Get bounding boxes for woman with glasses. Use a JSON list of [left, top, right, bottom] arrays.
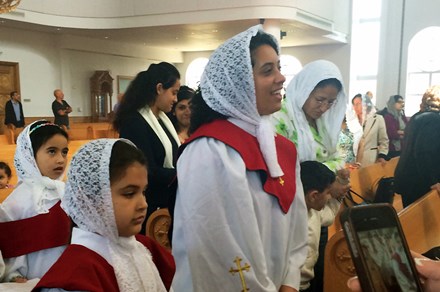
[[378, 95, 408, 159], [272, 60, 348, 292]]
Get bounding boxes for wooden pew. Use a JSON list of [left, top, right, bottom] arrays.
[[328, 157, 401, 238], [0, 188, 13, 203], [67, 122, 117, 140], [324, 189, 440, 292]]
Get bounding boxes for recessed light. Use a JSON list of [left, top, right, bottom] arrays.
[[104, 36, 109, 39], [212, 29, 218, 33], [56, 28, 61, 31], [175, 37, 179, 40]]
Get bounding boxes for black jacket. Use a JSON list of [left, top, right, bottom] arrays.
[[4, 99, 25, 128]]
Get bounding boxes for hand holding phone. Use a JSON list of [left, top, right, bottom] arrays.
[[341, 204, 423, 292]]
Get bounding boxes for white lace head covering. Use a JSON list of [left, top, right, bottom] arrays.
[[284, 60, 347, 161], [200, 24, 283, 177], [13, 120, 65, 214], [62, 138, 166, 292]]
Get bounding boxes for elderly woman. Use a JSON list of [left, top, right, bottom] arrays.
[[395, 85, 440, 207], [272, 60, 348, 292]]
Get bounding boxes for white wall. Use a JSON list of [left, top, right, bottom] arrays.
[[377, 0, 440, 109], [0, 27, 162, 117]]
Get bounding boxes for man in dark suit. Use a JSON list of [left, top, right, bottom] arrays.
[[4, 91, 25, 129]]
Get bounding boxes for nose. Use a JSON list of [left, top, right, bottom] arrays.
[[277, 69, 286, 84], [138, 193, 148, 211]]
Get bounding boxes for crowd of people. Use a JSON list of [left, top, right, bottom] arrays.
[[1, 24, 439, 292]]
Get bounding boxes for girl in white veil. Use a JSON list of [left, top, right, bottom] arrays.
[[0, 120, 70, 283], [34, 139, 175, 292]]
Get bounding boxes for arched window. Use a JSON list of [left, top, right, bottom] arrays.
[[406, 26, 440, 116], [185, 57, 209, 90], [280, 54, 302, 89]]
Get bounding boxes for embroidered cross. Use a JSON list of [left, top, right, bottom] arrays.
[[279, 177, 285, 186], [229, 256, 251, 291]]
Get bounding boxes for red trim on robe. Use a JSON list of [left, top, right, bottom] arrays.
[[0, 201, 71, 258], [182, 119, 297, 213], [33, 235, 175, 292]]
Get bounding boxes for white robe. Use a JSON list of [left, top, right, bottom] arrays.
[[172, 137, 308, 291], [0, 181, 66, 282]]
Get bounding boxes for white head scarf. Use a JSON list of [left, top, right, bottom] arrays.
[[284, 60, 347, 161], [200, 24, 283, 177], [62, 139, 166, 292], [13, 120, 65, 214]]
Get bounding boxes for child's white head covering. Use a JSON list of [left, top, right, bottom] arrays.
[[200, 24, 283, 177], [13, 120, 65, 214], [284, 60, 347, 161], [62, 138, 166, 292]]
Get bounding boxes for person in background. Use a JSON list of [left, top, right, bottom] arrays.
[[395, 85, 440, 207], [355, 94, 389, 167], [52, 89, 72, 132], [0, 120, 70, 283], [33, 139, 174, 292], [299, 161, 340, 292], [113, 62, 181, 233], [167, 85, 195, 143], [4, 91, 25, 130], [0, 161, 13, 189], [379, 95, 408, 159], [113, 92, 124, 114], [172, 25, 308, 292], [337, 117, 358, 168], [272, 59, 349, 292]]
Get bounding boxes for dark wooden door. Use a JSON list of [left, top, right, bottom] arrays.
[[0, 62, 20, 134]]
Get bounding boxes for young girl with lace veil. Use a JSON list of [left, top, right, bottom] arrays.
[[0, 120, 70, 284], [33, 139, 174, 292], [171, 25, 308, 292]]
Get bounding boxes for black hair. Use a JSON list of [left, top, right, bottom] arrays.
[[392, 94, 403, 103], [249, 32, 279, 67], [352, 93, 362, 104], [168, 86, 195, 132], [113, 62, 180, 131], [0, 161, 12, 178], [190, 31, 278, 134], [109, 140, 147, 185], [10, 91, 17, 98], [300, 161, 336, 194], [29, 120, 69, 158], [315, 78, 342, 94]]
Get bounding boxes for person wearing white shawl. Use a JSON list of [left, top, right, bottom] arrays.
[[113, 62, 181, 233], [34, 139, 175, 292], [172, 25, 308, 292], [272, 60, 349, 292], [0, 120, 70, 283]]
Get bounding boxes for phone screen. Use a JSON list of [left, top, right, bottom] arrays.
[[357, 226, 419, 291]]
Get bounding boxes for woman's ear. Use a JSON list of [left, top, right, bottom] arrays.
[[156, 83, 164, 95]]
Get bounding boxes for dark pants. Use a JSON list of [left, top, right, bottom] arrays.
[[309, 226, 327, 292]]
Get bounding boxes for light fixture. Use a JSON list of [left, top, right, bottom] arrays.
[[0, 0, 21, 14]]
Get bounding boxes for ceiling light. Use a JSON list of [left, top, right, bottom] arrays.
[[0, 0, 21, 14]]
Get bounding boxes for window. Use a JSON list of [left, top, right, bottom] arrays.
[[185, 57, 209, 90], [405, 26, 440, 116], [280, 54, 302, 89]]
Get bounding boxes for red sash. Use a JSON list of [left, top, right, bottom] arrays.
[[0, 201, 71, 258], [182, 119, 297, 213], [33, 235, 175, 292]]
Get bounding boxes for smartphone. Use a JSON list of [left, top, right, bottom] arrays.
[[340, 204, 423, 292]]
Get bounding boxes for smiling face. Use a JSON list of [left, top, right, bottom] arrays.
[[252, 44, 286, 116], [35, 134, 68, 179], [153, 80, 181, 115], [174, 98, 191, 129], [111, 162, 148, 237], [302, 85, 339, 122]]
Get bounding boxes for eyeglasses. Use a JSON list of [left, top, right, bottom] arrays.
[[315, 97, 338, 108]]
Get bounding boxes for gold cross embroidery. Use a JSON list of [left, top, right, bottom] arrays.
[[279, 177, 285, 186], [229, 256, 251, 291]]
